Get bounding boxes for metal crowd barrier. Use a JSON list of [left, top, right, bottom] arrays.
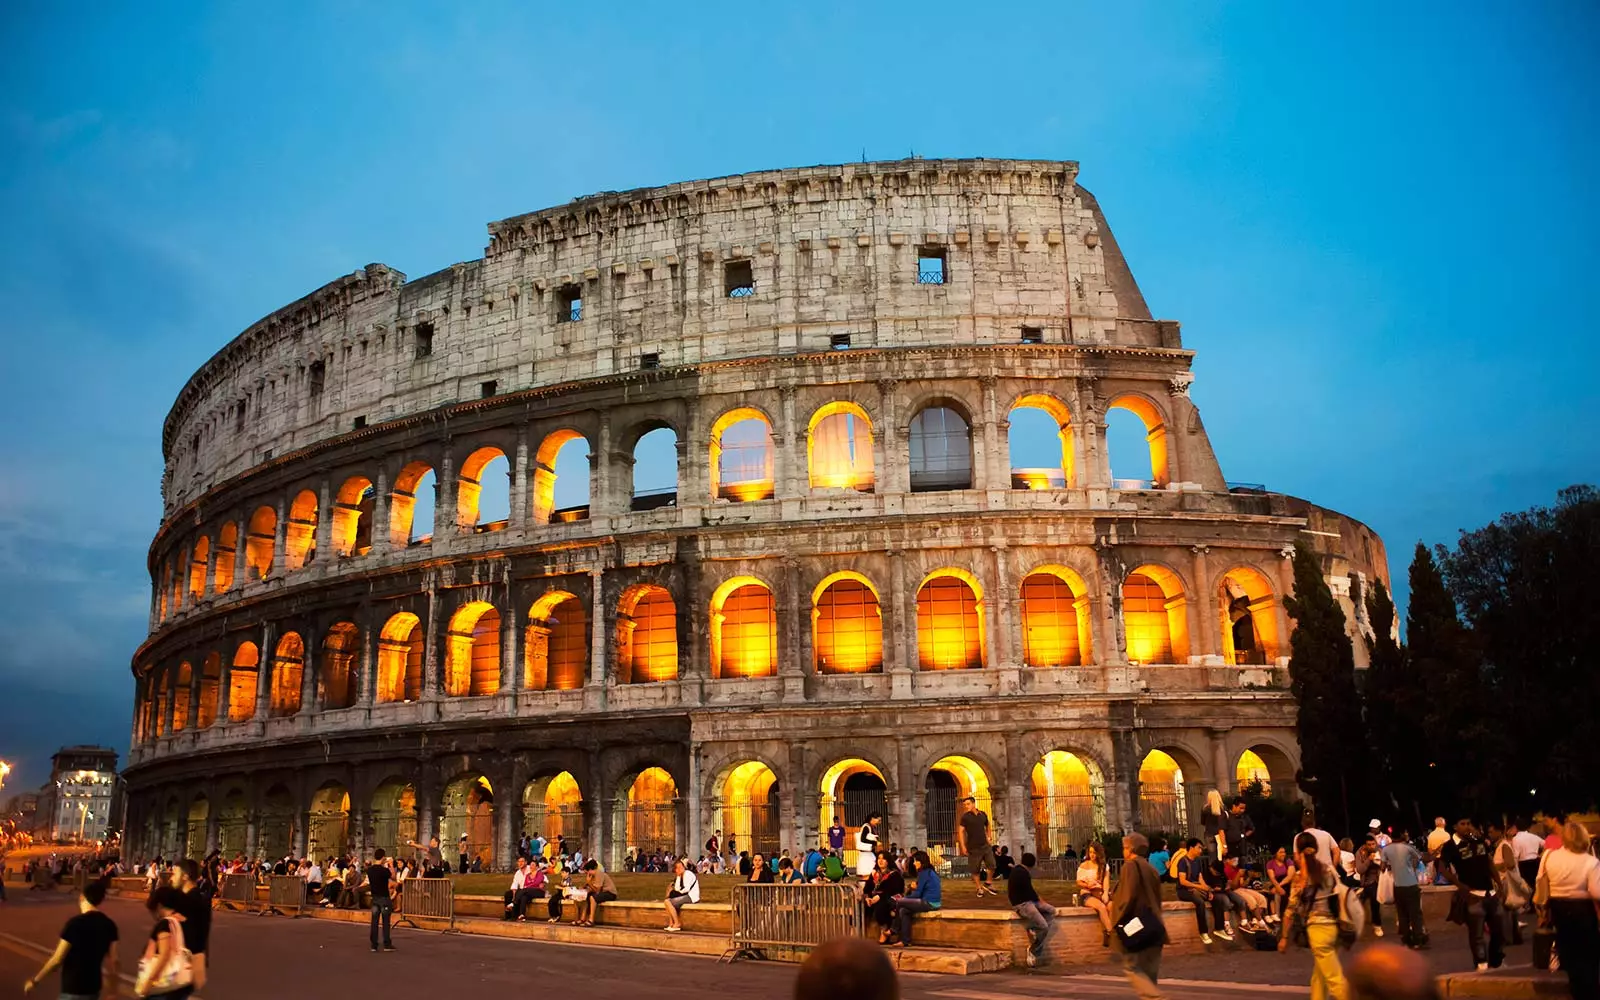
[[722, 882, 865, 963], [219, 873, 255, 911], [263, 875, 306, 917], [396, 877, 456, 932]]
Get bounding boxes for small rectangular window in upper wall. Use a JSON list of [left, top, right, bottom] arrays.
[[1020, 326, 1043, 344], [557, 285, 583, 322], [640, 352, 660, 370], [480, 380, 497, 398], [725, 259, 754, 297], [414, 322, 434, 358], [830, 333, 851, 351], [916, 247, 947, 285], [353, 415, 367, 430], [308, 360, 326, 396]]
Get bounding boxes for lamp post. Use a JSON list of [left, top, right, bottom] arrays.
[[0, 760, 11, 794], [78, 803, 92, 842]]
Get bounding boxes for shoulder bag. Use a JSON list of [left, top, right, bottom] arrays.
[[135, 916, 193, 997], [1113, 863, 1167, 953]]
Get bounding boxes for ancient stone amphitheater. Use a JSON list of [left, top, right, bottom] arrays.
[[123, 159, 1388, 871]]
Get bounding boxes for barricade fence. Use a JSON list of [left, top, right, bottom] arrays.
[[264, 875, 306, 917], [396, 877, 456, 932], [219, 873, 255, 910], [723, 882, 864, 963]]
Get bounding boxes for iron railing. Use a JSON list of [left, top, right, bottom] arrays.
[[219, 873, 255, 910], [722, 882, 866, 963], [264, 875, 305, 917], [916, 268, 946, 285], [727, 284, 755, 298], [396, 876, 456, 931]]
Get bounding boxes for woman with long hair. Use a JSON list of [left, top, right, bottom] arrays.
[[1076, 841, 1115, 946], [1203, 790, 1227, 858], [1536, 821, 1599, 1000], [1279, 832, 1348, 1000], [865, 851, 906, 943]]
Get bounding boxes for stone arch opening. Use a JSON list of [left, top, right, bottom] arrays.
[[197, 652, 221, 729], [630, 425, 679, 512], [533, 430, 592, 524], [710, 407, 775, 502], [376, 612, 423, 703], [1138, 748, 1196, 835], [1236, 744, 1295, 794], [369, 779, 417, 860], [808, 401, 875, 492], [622, 766, 679, 856], [522, 771, 584, 847], [188, 536, 210, 598], [1122, 564, 1190, 665], [269, 632, 305, 716], [185, 795, 208, 857], [246, 506, 276, 581], [159, 795, 180, 856], [710, 576, 776, 679], [812, 571, 883, 674], [1008, 393, 1075, 490], [924, 755, 993, 850], [285, 489, 319, 570], [908, 403, 973, 492], [525, 590, 587, 690], [1219, 567, 1282, 665], [259, 785, 296, 861], [617, 584, 678, 683], [228, 641, 259, 722], [916, 569, 985, 670], [1030, 750, 1105, 857], [170, 661, 192, 732], [390, 462, 436, 547], [818, 758, 888, 857], [332, 476, 375, 557], [446, 601, 500, 697], [458, 447, 510, 532], [1020, 566, 1093, 667], [218, 789, 248, 857], [1106, 394, 1170, 489], [441, 773, 496, 871], [718, 761, 781, 858], [308, 781, 351, 861], [214, 522, 237, 592], [170, 548, 186, 612], [319, 621, 360, 709]]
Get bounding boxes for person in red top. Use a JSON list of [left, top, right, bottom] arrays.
[[1543, 814, 1566, 853]]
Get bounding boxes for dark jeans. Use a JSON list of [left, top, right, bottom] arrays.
[[1180, 890, 1228, 934], [503, 887, 543, 919], [548, 893, 564, 920], [1393, 884, 1424, 944], [370, 894, 393, 947], [894, 898, 936, 945], [1462, 893, 1506, 967], [1361, 884, 1382, 928], [1550, 899, 1599, 1000]]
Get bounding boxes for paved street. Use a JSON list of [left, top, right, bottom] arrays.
[[0, 889, 1544, 999]]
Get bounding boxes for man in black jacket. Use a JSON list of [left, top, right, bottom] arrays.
[[1113, 833, 1167, 999]]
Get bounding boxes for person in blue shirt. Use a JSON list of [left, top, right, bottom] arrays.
[[803, 848, 824, 881], [890, 851, 942, 946], [1148, 838, 1172, 883]]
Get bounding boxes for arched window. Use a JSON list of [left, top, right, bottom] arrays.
[[1219, 567, 1281, 665], [285, 490, 319, 570], [630, 426, 679, 511], [1122, 566, 1190, 664], [188, 537, 210, 598], [916, 572, 984, 670], [320, 621, 359, 709], [720, 761, 781, 858], [1106, 395, 1170, 490], [376, 612, 424, 703], [245, 507, 277, 581], [441, 774, 496, 869], [197, 652, 221, 729], [1030, 750, 1105, 855], [214, 523, 238, 592], [457, 447, 510, 532], [711, 578, 777, 678], [813, 574, 883, 674], [525, 593, 587, 690], [170, 550, 186, 612], [710, 409, 774, 502], [1138, 749, 1190, 832], [908, 406, 972, 491], [1007, 395, 1075, 490], [389, 462, 436, 547], [1020, 568, 1092, 667], [625, 767, 678, 853], [523, 772, 584, 845], [170, 662, 192, 732], [332, 476, 375, 557], [446, 602, 500, 696], [270, 632, 305, 716], [533, 431, 591, 523], [618, 585, 678, 683], [228, 642, 259, 722], [808, 403, 875, 492]]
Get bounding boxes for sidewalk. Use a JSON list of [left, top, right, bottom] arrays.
[[1437, 966, 1570, 998]]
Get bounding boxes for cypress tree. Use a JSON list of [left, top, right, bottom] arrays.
[[1410, 544, 1496, 817], [1362, 579, 1428, 830]]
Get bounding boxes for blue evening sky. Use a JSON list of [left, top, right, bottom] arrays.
[[1, 2, 1594, 792]]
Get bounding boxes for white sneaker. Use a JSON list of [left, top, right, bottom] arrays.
[[1476, 963, 1488, 972], [1025, 951, 1037, 967], [1201, 933, 1214, 945], [1374, 927, 1384, 937], [1216, 929, 1235, 941]]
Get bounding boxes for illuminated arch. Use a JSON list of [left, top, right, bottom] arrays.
[[368, 779, 417, 859], [532, 430, 592, 524], [710, 576, 777, 679], [709, 407, 775, 502], [285, 490, 319, 570], [389, 461, 436, 547], [915, 569, 986, 670], [1107, 393, 1171, 489], [522, 771, 584, 843], [1030, 750, 1106, 855], [245, 507, 277, 580], [1122, 564, 1190, 664], [376, 612, 423, 703], [617, 584, 678, 683], [214, 522, 238, 592], [185, 795, 209, 857], [188, 536, 210, 598], [441, 773, 496, 869], [624, 767, 678, 853], [924, 754, 994, 847], [197, 652, 221, 729], [457, 446, 510, 530], [907, 403, 973, 492], [807, 401, 876, 492], [170, 549, 186, 612], [812, 571, 883, 674], [719, 761, 782, 857], [630, 424, 679, 511], [818, 758, 888, 856], [319, 621, 360, 709], [170, 661, 192, 732], [446, 601, 501, 696], [308, 782, 351, 860], [1138, 749, 1192, 833], [228, 641, 259, 722], [1007, 393, 1076, 490], [331, 476, 375, 557], [269, 632, 305, 716], [1219, 566, 1282, 665], [525, 590, 587, 690], [1020, 565, 1093, 667], [1236, 744, 1295, 794]]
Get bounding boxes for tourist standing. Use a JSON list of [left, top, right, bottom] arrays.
[[1381, 830, 1425, 948], [1112, 833, 1167, 999], [828, 817, 847, 854], [1009, 852, 1058, 967], [1302, 811, 1339, 872], [407, 835, 444, 877], [21, 879, 118, 997], [1536, 821, 1599, 1000], [1354, 834, 1385, 937], [1438, 818, 1505, 971], [856, 813, 883, 877], [1508, 820, 1544, 895], [955, 798, 996, 897], [1202, 790, 1227, 859], [1279, 831, 1348, 1000]]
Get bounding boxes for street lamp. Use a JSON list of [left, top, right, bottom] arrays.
[[0, 760, 11, 794], [78, 803, 92, 842]]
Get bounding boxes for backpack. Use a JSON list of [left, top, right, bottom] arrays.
[[1168, 852, 1184, 880]]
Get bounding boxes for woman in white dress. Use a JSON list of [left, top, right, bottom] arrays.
[[854, 812, 883, 877]]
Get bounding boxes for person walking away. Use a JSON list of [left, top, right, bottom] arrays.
[[1175, 838, 1230, 944], [1487, 821, 1529, 945], [1112, 833, 1167, 999], [22, 878, 118, 998], [856, 813, 883, 877], [366, 849, 395, 952], [1355, 834, 1385, 937], [1508, 820, 1543, 900], [663, 859, 700, 931], [1009, 852, 1058, 967], [1279, 832, 1348, 1000], [865, 853, 906, 943], [1535, 820, 1600, 1000], [1438, 818, 1505, 971], [1381, 830, 1426, 948], [890, 852, 941, 947], [1076, 841, 1115, 946], [955, 797, 996, 897], [135, 886, 194, 999], [170, 860, 212, 990]]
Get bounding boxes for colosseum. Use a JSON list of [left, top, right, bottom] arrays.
[[122, 158, 1389, 871]]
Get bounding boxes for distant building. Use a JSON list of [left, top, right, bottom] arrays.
[[2, 792, 39, 839], [37, 746, 118, 843]]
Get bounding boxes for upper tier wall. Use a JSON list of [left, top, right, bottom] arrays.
[[160, 159, 1174, 514]]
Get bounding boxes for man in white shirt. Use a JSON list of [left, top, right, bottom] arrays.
[[1300, 812, 1338, 871], [504, 857, 536, 920], [1507, 819, 1544, 893]]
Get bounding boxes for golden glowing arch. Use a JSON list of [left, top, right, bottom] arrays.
[[446, 601, 501, 696], [1106, 393, 1171, 488], [812, 571, 883, 674], [532, 429, 590, 524], [1020, 564, 1094, 667], [1122, 563, 1190, 664], [710, 575, 776, 679], [285, 490, 319, 570], [1218, 566, 1282, 665], [807, 401, 876, 492], [915, 568, 986, 670], [709, 407, 775, 502], [1008, 392, 1076, 489], [389, 461, 435, 546], [377, 611, 423, 703], [457, 446, 509, 528]]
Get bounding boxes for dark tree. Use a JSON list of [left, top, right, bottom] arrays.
[[1440, 485, 1599, 814], [1362, 579, 1428, 830], [1284, 541, 1372, 835]]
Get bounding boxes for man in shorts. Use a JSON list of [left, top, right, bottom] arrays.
[[956, 797, 997, 897]]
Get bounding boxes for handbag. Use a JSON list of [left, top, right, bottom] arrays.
[[1376, 868, 1395, 906], [1112, 863, 1167, 953], [135, 916, 193, 996]]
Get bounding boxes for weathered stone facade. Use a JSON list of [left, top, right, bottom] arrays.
[[124, 159, 1388, 871]]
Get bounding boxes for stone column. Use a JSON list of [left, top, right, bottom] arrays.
[[495, 783, 516, 873], [359, 617, 376, 706], [371, 467, 392, 556], [895, 737, 918, 848], [432, 452, 455, 554], [988, 544, 1013, 672], [686, 743, 703, 864], [788, 741, 809, 853], [312, 478, 333, 569], [683, 397, 708, 506], [778, 558, 804, 701], [421, 574, 441, 705], [887, 550, 912, 697], [1210, 728, 1233, 800], [876, 379, 902, 494], [270, 498, 288, 578], [592, 414, 613, 517], [500, 588, 519, 697], [1096, 545, 1127, 666], [255, 623, 276, 721], [1003, 733, 1029, 854], [301, 626, 319, 713], [511, 429, 530, 525], [1191, 544, 1216, 662], [205, 812, 221, 855], [216, 651, 232, 727], [777, 384, 800, 498], [589, 568, 609, 690], [292, 810, 308, 859], [233, 524, 249, 586], [975, 375, 999, 491], [245, 813, 259, 859]]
